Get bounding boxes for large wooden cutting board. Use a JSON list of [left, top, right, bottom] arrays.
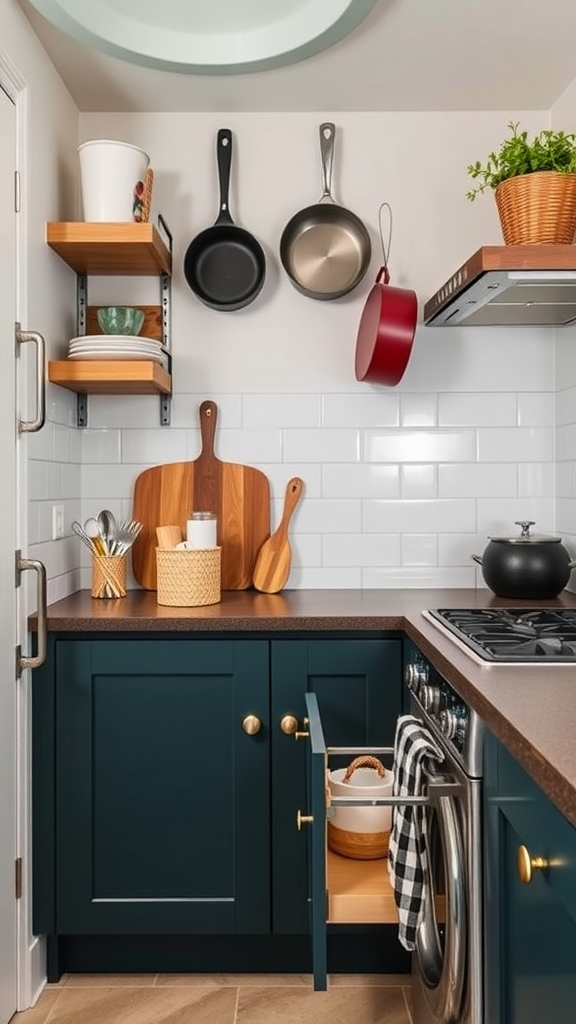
[[132, 400, 270, 590]]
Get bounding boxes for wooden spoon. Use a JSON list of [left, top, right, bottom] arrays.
[[252, 477, 303, 594]]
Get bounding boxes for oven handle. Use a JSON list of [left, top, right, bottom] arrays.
[[415, 785, 467, 1023]]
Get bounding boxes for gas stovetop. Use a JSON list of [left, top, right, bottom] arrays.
[[425, 608, 576, 664]]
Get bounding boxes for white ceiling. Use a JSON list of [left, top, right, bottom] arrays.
[[16, 0, 576, 113]]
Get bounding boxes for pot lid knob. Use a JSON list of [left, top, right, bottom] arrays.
[[515, 520, 536, 537]]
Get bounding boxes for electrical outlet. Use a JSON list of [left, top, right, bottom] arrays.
[[52, 504, 65, 540]]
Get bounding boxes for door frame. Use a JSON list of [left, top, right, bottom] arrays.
[[0, 47, 40, 1011]]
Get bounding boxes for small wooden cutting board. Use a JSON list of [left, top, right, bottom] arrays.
[[252, 477, 303, 593]]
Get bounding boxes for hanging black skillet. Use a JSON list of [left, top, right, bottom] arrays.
[[184, 128, 266, 311]]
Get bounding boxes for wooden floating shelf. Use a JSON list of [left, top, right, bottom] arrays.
[[326, 849, 397, 925], [48, 360, 171, 396], [46, 222, 172, 276]]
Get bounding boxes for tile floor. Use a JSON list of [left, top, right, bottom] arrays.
[[13, 973, 413, 1024]]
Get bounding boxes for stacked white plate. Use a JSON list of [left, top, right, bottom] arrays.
[[68, 335, 168, 368]]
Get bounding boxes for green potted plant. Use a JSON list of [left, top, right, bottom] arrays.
[[466, 121, 576, 244]]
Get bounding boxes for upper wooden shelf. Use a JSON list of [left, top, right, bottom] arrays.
[[48, 360, 171, 396], [46, 222, 172, 276]]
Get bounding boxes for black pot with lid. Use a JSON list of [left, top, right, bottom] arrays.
[[472, 520, 576, 599]]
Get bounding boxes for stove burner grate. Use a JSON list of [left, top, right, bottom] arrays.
[[428, 608, 576, 662]]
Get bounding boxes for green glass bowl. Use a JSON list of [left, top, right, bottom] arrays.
[[97, 306, 145, 336]]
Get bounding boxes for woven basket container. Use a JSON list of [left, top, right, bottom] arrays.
[[495, 171, 576, 244], [156, 547, 221, 607], [327, 756, 393, 861], [91, 554, 127, 599]]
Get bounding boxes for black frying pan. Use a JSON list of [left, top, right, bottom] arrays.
[[184, 129, 266, 311], [280, 123, 371, 300]]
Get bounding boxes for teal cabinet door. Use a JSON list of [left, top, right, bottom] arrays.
[[271, 638, 401, 934], [55, 639, 270, 934], [484, 732, 576, 1023]]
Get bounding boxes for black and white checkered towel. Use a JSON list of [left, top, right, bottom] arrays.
[[387, 714, 444, 951]]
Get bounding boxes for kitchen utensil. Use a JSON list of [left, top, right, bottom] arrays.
[[131, 400, 270, 590], [472, 519, 576, 599], [354, 203, 418, 386], [97, 306, 145, 335], [252, 477, 303, 593], [97, 509, 117, 552], [113, 519, 142, 555], [183, 129, 266, 311], [279, 123, 371, 300], [156, 525, 183, 549]]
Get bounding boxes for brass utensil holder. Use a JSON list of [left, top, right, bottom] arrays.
[[91, 554, 127, 599]]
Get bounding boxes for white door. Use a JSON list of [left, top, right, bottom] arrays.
[[0, 81, 18, 1024]]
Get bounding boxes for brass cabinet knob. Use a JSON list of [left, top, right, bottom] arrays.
[[280, 714, 299, 735], [296, 810, 313, 831], [517, 844, 549, 885], [242, 714, 262, 736]]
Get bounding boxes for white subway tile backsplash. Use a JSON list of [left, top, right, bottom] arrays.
[[297, 567, 362, 588], [365, 429, 476, 463], [517, 392, 554, 427], [122, 428, 188, 464], [400, 464, 438, 498], [400, 393, 437, 427], [81, 429, 122, 463], [401, 534, 438, 566], [438, 392, 516, 426], [322, 533, 401, 567], [322, 463, 400, 498], [556, 385, 576, 426], [477, 427, 554, 462], [363, 498, 476, 533], [556, 423, 576, 462], [322, 393, 399, 427], [81, 464, 140, 501], [476, 497, 555, 534], [201, 428, 283, 463], [284, 429, 360, 463], [244, 393, 320, 428], [439, 533, 480, 567], [439, 463, 517, 498], [296, 498, 362, 532], [517, 462, 555, 497], [362, 566, 476, 588]]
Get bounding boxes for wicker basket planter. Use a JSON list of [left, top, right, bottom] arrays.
[[495, 171, 576, 244]]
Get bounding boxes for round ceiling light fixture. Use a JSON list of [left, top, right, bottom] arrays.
[[25, 0, 379, 75]]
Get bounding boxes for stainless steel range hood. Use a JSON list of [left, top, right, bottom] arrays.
[[424, 245, 576, 326]]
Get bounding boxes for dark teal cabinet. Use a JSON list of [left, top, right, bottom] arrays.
[[484, 732, 576, 1024], [52, 639, 270, 934], [33, 631, 402, 976]]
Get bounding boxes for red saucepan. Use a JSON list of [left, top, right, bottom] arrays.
[[354, 204, 418, 387]]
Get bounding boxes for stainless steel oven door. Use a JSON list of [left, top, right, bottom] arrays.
[[413, 760, 468, 1024]]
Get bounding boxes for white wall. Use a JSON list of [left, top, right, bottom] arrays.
[[56, 109, 559, 591]]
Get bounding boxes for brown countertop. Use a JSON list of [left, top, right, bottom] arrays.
[[32, 587, 576, 829]]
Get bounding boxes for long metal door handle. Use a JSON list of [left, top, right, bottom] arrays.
[[415, 789, 467, 1023], [15, 323, 46, 433], [16, 555, 47, 673]]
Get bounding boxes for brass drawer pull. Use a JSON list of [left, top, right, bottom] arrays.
[[280, 714, 299, 735], [296, 810, 313, 831], [517, 844, 548, 885]]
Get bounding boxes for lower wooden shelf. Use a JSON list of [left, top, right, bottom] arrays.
[[327, 849, 398, 924], [48, 360, 171, 395]]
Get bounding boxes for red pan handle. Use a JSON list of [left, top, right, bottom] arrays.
[[376, 266, 390, 286]]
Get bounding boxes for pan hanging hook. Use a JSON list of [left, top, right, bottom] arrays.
[[378, 202, 393, 274]]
